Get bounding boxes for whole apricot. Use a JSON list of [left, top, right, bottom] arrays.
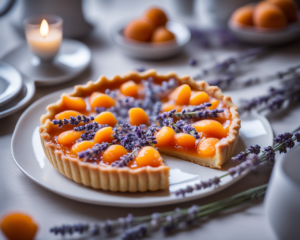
[[151, 26, 175, 43], [124, 19, 154, 42], [268, 0, 298, 22], [253, 2, 287, 29], [144, 7, 168, 27], [231, 5, 255, 26], [0, 212, 38, 240]]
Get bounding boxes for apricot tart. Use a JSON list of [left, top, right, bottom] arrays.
[[39, 70, 240, 192]]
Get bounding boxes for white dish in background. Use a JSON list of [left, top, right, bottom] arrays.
[[111, 21, 191, 60], [0, 62, 23, 106], [11, 88, 273, 207], [228, 20, 300, 45]]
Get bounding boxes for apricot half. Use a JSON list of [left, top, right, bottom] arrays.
[[155, 126, 175, 147], [231, 5, 255, 26], [124, 19, 154, 42], [0, 212, 38, 240], [197, 138, 219, 158], [55, 110, 82, 120], [102, 145, 127, 164], [89, 92, 115, 111], [189, 91, 210, 106], [120, 81, 138, 97], [129, 108, 149, 126], [94, 127, 114, 144], [95, 112, 118, 127], [208, 99, 219, 110], [144, 7, 168, 27], [161, 103, 182, 113], [151, 27, 175, 43], [193, 119, 228, 139], [71, 141, 95, 156], [253, 2, 287, 29], [57, 130, 83, 145], [62, 95, 86, 112], [169, 84, 191, 105], [174, 133, 196, 149], [135, 146, 163, 168], [268, 0, 298, 22]]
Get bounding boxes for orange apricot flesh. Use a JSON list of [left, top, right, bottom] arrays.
[[0, 212, 38, 240], [208, 99, 219, 110], [57, 130, 83, 145], [62, 95, 86, 112], [55, 110, 82, 120], [120, 81, 138, 97], [151, 26, 175, 43], [129, 108, 149, 126], [102, 145, 127, 164], [189, 91, 210, 106], [144, 7, 168, 27], [161, 103, 182, 113], [124, 19, 154, 42], [231, 5, 255, 26], [169, 84, 191, 105], [71, 141, 95, 156], [197, 138, 219, 158], [174, 133, 196, 149], [253, 2, 287, 29], [94, 112, 118, 127], [135, 146, 163, 168], [94, 127, 114, 144], [193, 120, 228, 139], [89, 92, 115, 111], [155, 126, 175, 147], [268, 0, 298, 22]]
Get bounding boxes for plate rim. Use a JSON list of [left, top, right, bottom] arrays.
[[11, 88, 273, 207]]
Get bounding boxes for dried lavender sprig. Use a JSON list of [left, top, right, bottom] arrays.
[[50, 184, 267, 238], [173, 131, 300, 196], [52, 115, 94, 127], [232, 145, 261, 162], [111, 148, 139, 168], [162, 118, 200, 139], [78, 142, 110, 161], [75, 123, 109, 142]]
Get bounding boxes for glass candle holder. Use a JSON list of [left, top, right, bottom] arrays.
[[24, 15, 63, 62]]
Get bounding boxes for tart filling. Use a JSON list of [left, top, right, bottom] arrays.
[[39, 70, 240, 192]]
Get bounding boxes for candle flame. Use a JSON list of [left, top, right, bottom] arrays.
[[40, 19, 49, 37]]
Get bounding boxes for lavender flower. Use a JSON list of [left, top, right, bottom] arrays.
[[163, 118, 200, 139], [52, 115, 94, 127], [78, 142, 109, 161], [95, 106, 106, 114], [111, 150, 137, 168], [105, 89, 117, 98], [50, 224, 89, 235], [189, 58, 198, 66], [263, 146, 275, 162], [232, 144, 261, 162], [186, 205, 200, 225], [100, 219, 114, 234], [228, 154, 260, 177], [75, 123, 109, 142], [122, 224, 147, 240], [135, 67, 147, 72]]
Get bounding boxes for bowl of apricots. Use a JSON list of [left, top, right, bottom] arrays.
[[111, 7, 191, 59], [229, 0, 300, 45]]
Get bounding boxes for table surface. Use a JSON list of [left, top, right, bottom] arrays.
[[1, 1, 300, 239]]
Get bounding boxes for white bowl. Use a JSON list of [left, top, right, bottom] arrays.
[[228, 20, 300, 45], [111, 21, 191, 60]]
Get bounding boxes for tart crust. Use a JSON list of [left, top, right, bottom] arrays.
[[39, 69, 241, 192]]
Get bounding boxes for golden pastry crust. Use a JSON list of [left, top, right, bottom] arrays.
[[39, 69, 241, 192]]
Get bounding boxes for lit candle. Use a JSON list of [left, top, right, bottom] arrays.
[[24, 15, 63, 62]]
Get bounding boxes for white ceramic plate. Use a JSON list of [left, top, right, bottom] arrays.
[[0, 62, 23, 106], [11, 88, 273, 207], [228, 19, 300, 45], [111, 21, 191, 60]]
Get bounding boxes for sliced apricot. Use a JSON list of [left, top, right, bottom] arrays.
[[193, 120, 228, 139], [89, 92, 115, 111], [0, 212, 38, 240], [95, 112, 118, 127], [129, 108, 149, 126], [135, 146, 163, 168], [57, 130, 83, 145], [169, 84, 191, 105], [208, 99, 219, 110], [71, 141, 95, 156], [189, 91, 210, 106], [161, 103, 182, 112], [94, 127, 114, 144], [102, 145, 127, 164], [231, 5, 255, 26], [174, 133, 196, 149], [120, 81, 138, 97], [62, 94, 86, 112], [55, 110, 82, 120], [197, 138, 219, 158], [155, 126, 175, 147]]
